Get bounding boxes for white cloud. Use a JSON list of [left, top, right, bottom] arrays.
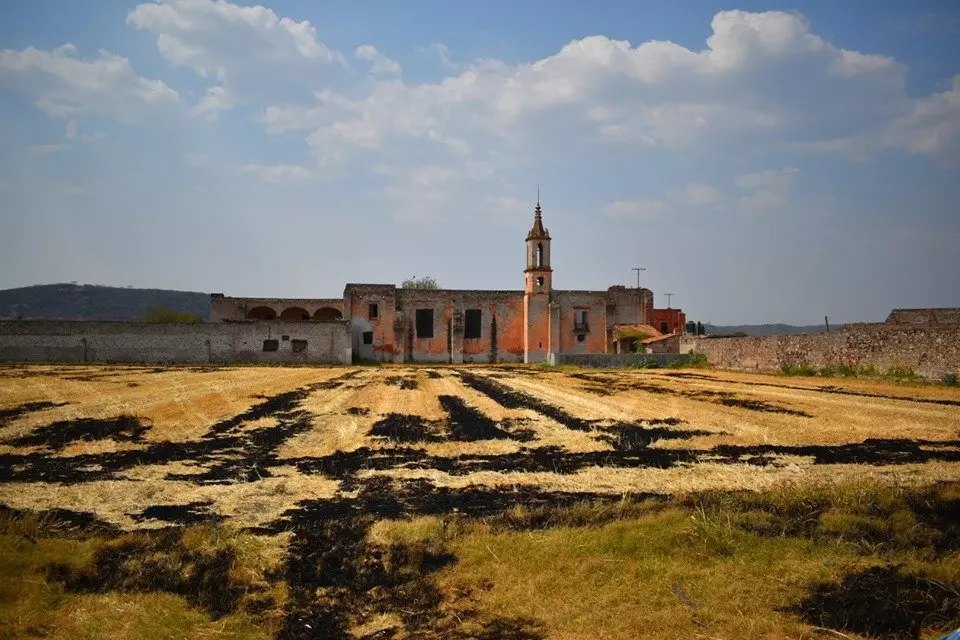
[[192, 85, 234, 121], [65, 118, 78, 139], [258, 8, 956, 171], [602, 200, 668, 218], [243, 164, 311, 182], [127, 0, 346, 111], [355, 45, 401, 76], [0, 44, 179, 124], [127, 0, 344, 78]]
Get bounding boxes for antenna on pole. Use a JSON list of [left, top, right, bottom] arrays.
[[665, 292, 674, 308], [631, 267, 645, 289]]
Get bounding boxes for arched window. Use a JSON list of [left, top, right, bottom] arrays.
[[246, 306, 277, 320], [536, 242, 543, 268]]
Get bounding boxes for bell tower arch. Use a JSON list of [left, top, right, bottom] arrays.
[[523, 194, 554, 363]]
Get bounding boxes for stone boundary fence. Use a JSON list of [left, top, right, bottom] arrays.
[[549, 352, 691, 367], [692, 323, 960, 380], [0, 320, 352, 365]]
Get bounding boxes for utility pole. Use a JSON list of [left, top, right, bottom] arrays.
[[665, 292, 674, 308], [632, 267, 645, 289], [632, 268, 646, 324]]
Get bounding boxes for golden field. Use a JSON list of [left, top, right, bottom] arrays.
[[1, 363, 958, 639]]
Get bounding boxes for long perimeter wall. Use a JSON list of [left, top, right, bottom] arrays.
[[692, 324, 960, 379], [0, 320, 352, 365]]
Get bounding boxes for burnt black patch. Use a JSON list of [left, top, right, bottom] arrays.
[[6, 415, 149, 450], [425, 370, 442, 379], [0, 504, 121, 537], [716, 397, 812, 417], [275, 477, 545, 640], [384, 375, 418, 390], [458, 371, 594, 431], [46, 528, 242, 619], [346, 407, 370, 416], [439, 395, 519, 441], [311, 370, 364, 390], [370, 414, 444, 443], [570, 372, 813, 416], [789, 565, 960, 640], [132, 501, 223, 526], [0, 401, 69, 426], [288, 436, 960, 481], [597, 422, 714, 452]]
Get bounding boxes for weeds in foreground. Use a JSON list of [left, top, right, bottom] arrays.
[[944, 372, 959, 387]]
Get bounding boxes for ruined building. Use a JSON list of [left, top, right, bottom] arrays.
[[211, 202, 686, 363]]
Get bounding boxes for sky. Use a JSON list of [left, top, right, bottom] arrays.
[[1, 0, 959, 325]]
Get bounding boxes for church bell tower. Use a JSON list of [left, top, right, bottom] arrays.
[[523, 195, 554, 363], [524, 197, 552, 293]]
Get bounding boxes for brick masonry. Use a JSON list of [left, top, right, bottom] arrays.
[[693, 323, 960, 380], [0, 320, 352, 365]]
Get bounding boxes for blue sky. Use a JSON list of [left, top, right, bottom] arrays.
[[1, 0, 958, 324]]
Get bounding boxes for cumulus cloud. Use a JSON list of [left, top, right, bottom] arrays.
[[0, 43, 178, 124], [258, 8, 957, 172], [243, 164, 311, 182], [355, 45, 401, 76], [127, 0, 346, 109], [192, 86, 234, 121]]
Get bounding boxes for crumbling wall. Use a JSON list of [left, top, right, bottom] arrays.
[[0, 320, 352, 365], [210, 294, 344, 322], [693, 324, 960, 379]]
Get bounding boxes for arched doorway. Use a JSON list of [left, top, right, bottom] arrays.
[[313, 307, 343, 322], [247, 306, 277, 320], [280, 307, 310, 322]]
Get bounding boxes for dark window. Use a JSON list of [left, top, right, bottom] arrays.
[[575, 310, 589, 332], [362, 331, 373, 345], [577, 334, 585, 342], [368, 303, 379, 320], [416, 309, 434, 338], [281, 335, 289, 341], [262, 339, 278, 352], [291, 339, 307, 353], [660, 321, 669, 334], [536, 242, 543, 267], [536, 276, 544, 288], [464, 309, 482, 339]]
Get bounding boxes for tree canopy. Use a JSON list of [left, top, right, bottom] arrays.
[[401, 276, 440, 290]]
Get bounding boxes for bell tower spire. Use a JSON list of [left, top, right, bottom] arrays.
[[524, 193, 552, 293]]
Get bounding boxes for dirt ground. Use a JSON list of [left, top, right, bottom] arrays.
[[1, 363, 958, 530]]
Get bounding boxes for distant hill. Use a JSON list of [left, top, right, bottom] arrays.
[[0, 284, 210, 321], [704, 323, 832, 337]]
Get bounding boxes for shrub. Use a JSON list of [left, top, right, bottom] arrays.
[[686, 351, 708, 367], [819, 367, 836, 378], [780, 363, 818, 376], [142, 307, 202, 323], [885, 365, 918, 382], [942, 372, 959, 387]]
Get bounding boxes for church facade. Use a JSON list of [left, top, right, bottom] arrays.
[[211, 203, 685, 363]]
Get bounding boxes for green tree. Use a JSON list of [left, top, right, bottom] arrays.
[[142, 306, 202, 323], [401, 276, 440, 290]]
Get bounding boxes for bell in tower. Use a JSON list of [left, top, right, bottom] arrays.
[[524, 195, 552, 294]]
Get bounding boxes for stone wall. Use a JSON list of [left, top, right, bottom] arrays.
[[693, 324, 960, 380], [550, 352, 691, 367], [0, 320, 352, 365]]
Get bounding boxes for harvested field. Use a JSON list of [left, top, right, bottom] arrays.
[[1, 363, 959, 639]]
